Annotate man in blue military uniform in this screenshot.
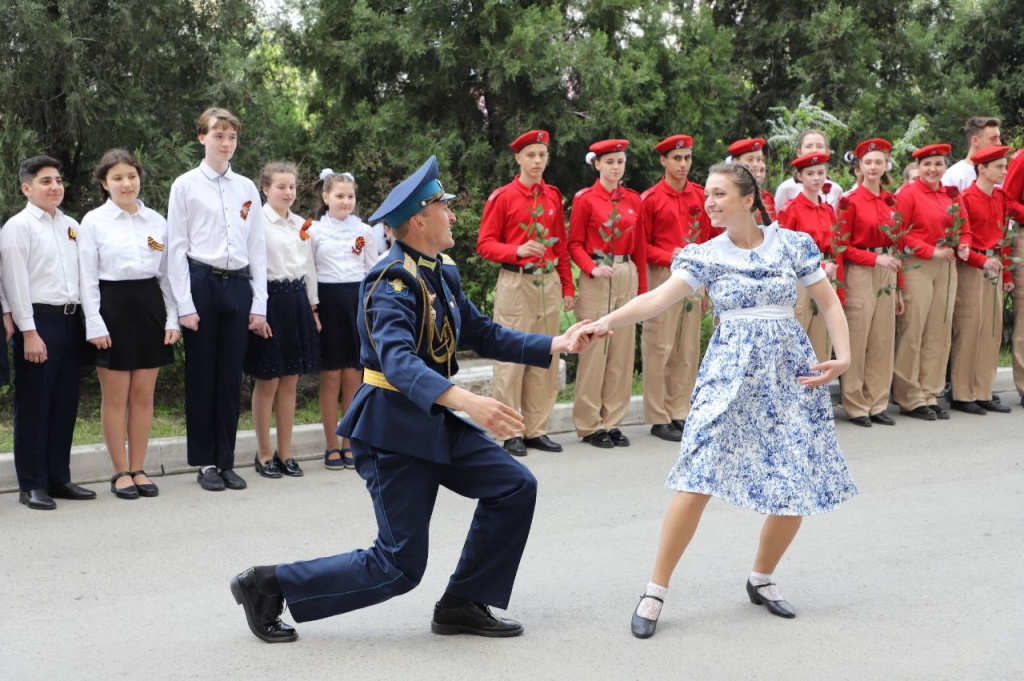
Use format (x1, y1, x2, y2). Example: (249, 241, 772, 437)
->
(230, 156, 591, 642)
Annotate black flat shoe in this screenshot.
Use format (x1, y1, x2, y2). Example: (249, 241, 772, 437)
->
(631, 594, 663, 639)
(671, 419, 686, 432)
(607, 428, 630, 447)
(19, 489, 56, 510)
(255, 454, 283, 479)
(431, 600, 523, 637)
(849, 416, 872, 427)
(950, 400, 986, 415)
(230, 567, 298, 643)
(746, 579, 796, 619)
(976, 399, 1011, 413)
(47, 482, 97, 500)
(650, 424, 683, 441)
(131, 470, 159, 497)
(110, 472, 139, 500)
(523, 435, 563, 452)
(198, 468, 226, 491)
(220, 469, 248, 490)
(502, 437, 527, 457)
(273, 453, 304, 477)
(582, 430, 614, 449)
(900, 406, 936, 421)
(869, 412, 895, 426)
(928, 405, 950, 420)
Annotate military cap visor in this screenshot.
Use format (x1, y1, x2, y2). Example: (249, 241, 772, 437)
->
(369, 156, 456, 228)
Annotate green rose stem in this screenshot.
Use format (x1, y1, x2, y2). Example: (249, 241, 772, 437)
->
(517, 188, 560, 335)
(941, 200, 965, 323)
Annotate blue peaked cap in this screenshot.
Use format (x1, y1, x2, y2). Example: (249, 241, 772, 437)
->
(369, 156, 456, 228)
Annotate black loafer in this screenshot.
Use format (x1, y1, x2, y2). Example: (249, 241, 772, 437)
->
(746, 579, 796, 619)
(607, 428, 630, 447)
(130, 470, 159, 497)
(928, 405, 950, 420)
(255, 454, 283, 479)
(502, 437, 527, 457)
(431, 600, 523, 637)
(110, 472, 139, 500)
(631, 594, 663, 639)
(230, 567, 298, 643)
(869, 412, 895, 426)
(523, 435, 563, 452)
(198, 468, 226, 491)
(950, 400, 986, 415)
(47, 482, 97, 500)
(273, 453, 304, 477)
(849, 416, 872, 427)
(582, 430, 614, 449)
(220, 469, 248, 490)
(671, 419, 686, 432)
(976, 399, 1011, 413)
(900, 406, 936, 421)
(19, 489, 56, 510)
(650, 424, 682, 441)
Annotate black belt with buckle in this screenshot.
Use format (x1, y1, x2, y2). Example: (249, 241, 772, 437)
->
(33, 303, 79, 316)
(867, 247, 888, 255)
(502, 263, 538, 274)
(188, 258, 252, 280)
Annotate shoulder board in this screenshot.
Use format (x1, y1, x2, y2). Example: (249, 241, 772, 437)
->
(402, 253, 418, 277)
(574, 187, 592, 199)
(779, 198, 797, 214)
(545, 184, 564, 201)
(486, 185, 510, 202)
(440, 253, 456, 266)
(687, 180, 704, 191)
(640, 186, 657, 201)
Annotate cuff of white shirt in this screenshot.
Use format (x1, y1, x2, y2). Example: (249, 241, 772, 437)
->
(310, 296, 320, 306)
(250, 303, 267, 317)
(14, 315, 36, 333)
(85, 320, 110, 341)
(177, 300, 197, 318)
(165, 318, 180, 332)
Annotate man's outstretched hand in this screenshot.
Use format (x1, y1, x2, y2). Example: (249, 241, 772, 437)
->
(551, 320, 594, 354)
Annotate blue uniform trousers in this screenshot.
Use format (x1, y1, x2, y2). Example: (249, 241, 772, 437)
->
(12, 311, 83, 491)
(276, 417, 538, 623)
(183, 265, 253, 470)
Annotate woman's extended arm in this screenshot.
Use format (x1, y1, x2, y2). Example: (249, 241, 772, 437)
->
(568, 275, 694, 350)
(798, 277, 850, 388)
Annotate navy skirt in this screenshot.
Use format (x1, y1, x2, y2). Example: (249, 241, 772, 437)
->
(244, 279, 321, 380)
(317, 281, 361, 371)
(96, 278, 175, 371)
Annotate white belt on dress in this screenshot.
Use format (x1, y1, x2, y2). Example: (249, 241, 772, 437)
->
(717, 305, 795, 321)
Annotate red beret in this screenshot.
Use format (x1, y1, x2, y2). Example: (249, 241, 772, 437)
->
(509, 130, 549, 152)
(728, 138, 765, 157)
(969, 145, 1011, 165)
(655, 135, 693, 154)
(912, 144, 951, 160)
(855, 138, 892, 158)
(790, 152, 831, 170)
(589, 139, 630, 155)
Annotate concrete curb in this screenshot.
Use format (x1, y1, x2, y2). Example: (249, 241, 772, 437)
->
(1, 366, 1017, 493)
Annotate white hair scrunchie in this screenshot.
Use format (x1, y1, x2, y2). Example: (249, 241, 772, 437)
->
(338, 172, 356, 183)
(585, 151, 597, 166)
(886, 160, 893, 171)
(319, 168, 334, 181)
(843, 151, 856, 164)
(724, 156, 734, 164)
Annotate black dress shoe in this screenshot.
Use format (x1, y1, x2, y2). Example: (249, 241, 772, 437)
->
(928, 405, 950, 420)
(502, 437, 527, 457)
(230, 567, 298, 643)
(746, 580, 796, 619)
(900, 406, 936, 421)
(582, 430, 614, 448)
(198, 468, 226, 491)
(131, 470, 159, 497)
(607, 428, 630, 447)
(47, 482, 97, 500)
(671, 419, 686, 432)
(110, 472, 139, 500)
(848, 416, 872, 427)
(431, 600, 523, 637)
(255, 454, 283, 479)
(976, 399, 1011, 413)
(650, 424, 682, 441)
(523, 435, 563, 452)
(19, 489, 56, 510)
(630, 594, 663, 639)
(220, 469, 248, 490)
(869, 412, 895, 426)
(273, 452, 304, 477)
(950, 400, 986, 415)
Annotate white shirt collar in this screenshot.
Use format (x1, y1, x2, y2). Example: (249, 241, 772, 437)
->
(99, 198, 146, 219)
(262, 202, 299, 226)
(199, 161, 234, 181)
(714, 223, 778, 258)
(25, 202, 59, 221)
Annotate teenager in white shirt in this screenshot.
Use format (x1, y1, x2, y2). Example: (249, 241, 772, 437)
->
(166, 107, 269, 492)
(309, 170, 378, 469)
(245, 162, 321, 479)
(941, 116, 1002, 191)
(774, 130, 844, 212)
(78, 149, 180, 499)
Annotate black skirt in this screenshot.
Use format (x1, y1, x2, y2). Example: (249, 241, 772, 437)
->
(95, 278, 175, 371)
(317, 281, 362, 370)
(244, 279, 321, 380)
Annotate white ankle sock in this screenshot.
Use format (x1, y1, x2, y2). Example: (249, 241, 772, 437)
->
(636, 582, 668, 619)
(201, 465, 217, 474)
(749, 571, 783, 601)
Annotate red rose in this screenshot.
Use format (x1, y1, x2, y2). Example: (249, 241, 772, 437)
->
(944, 185, 959, 199)
(822, 182, 833, 195)
(609, 187, 623, 203)
(838, 196, 850, 211)
(883, 195, 897, 207)
(529, 183, 543, 198)
(689, 206, 700, 219)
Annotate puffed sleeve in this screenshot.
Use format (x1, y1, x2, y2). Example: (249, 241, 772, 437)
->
(670, 244, 706, 291)
(790, 231, 827, 286)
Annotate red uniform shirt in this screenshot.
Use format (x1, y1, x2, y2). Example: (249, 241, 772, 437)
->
(835, 184, 903, 289)
(477, 176, 575, 297)
(568, 181, 648, 293)
(894, 178, 973, 259)
(779, 192, 843, 303)
(960, 182, 1011, 282)
(640, 178, 711, 268)
(1003, 149, 1024, 224)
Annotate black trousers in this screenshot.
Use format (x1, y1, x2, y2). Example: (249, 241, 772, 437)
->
(182, 266, 253, 470)
(12, 312, 83, 491)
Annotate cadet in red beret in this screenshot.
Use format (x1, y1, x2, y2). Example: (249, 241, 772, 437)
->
(639, 134, 710, 442)
(569, 139, 647, 447)
(777, 153, 842, 362)
(728, 138, 776, 223)
(949, 145, 1013, 415)
(892, 143, 971, 420)
(477, 130, 574, 455)
(834, 138, 904, 427)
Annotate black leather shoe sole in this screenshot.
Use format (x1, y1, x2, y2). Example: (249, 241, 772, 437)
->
(430, 619, 524, 637)
(230, 573, 298, 644)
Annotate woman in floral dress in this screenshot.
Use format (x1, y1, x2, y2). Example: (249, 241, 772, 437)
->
(569, 162, 858, 638)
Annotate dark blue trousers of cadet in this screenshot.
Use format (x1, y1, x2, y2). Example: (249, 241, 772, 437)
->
(276, 422, 538, 623)
(183, 266, 253, 470)
(12, 312, 83, 491)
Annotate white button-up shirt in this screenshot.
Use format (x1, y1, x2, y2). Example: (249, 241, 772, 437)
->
(0, 203, 81, 332)
(262, 203, 318, 304)
(309, 215, 379, 284)
(941, 159, 976, 192)
(774, 176, 843, 214)
(77, 199, 179, 339)
(166, 161, 268, 316)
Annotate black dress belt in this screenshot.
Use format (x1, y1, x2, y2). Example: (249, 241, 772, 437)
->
(188, 258, 252, 280)
(502, 263, 538, 274)
(33, 303, 79, 316)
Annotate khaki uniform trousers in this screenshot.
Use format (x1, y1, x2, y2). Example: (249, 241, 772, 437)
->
(795, 284, 830, 362)
(1012, 234, 1024, 396)
(893, 256, 956, 410)
(573, 261, 638, 436)
(950, 262, 1002, 402)
(641, 265, 701, 424)
(840, 264, 896, 418)
(491, 269, 562, 438)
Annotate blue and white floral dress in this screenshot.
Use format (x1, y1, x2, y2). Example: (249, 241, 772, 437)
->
(667, 224, 857, 515)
